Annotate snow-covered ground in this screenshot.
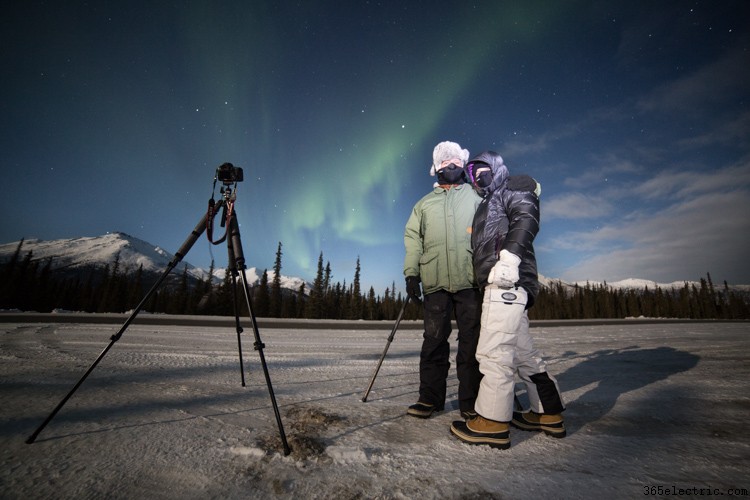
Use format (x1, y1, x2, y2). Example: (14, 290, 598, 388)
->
(1, 316, 748, 499)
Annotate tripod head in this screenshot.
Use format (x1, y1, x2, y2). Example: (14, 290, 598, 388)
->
(208, 162, 244, 245)
(213, 162, 243, 202)
(216, 162, 244, 185)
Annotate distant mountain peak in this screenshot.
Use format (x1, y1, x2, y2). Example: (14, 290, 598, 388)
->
(2, 234, 744, 295)
(539, 273, 749, 292)
(0, 233, 311, 292)
(0, 232, 207, 280)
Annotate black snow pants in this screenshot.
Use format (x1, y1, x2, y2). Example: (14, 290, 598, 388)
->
(418, 288, 482, 413)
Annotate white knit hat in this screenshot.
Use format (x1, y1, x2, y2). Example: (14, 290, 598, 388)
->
(429, 141, 470, 176)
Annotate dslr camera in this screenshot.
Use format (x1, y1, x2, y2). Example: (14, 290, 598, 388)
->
(216, 162, 244, 184)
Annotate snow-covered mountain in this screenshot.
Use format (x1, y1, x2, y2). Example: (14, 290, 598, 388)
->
(0, 233, 309, 292)
(538, 274, 750, 293)
(0, 233, 746, 295)
(0, 232, 208, 283)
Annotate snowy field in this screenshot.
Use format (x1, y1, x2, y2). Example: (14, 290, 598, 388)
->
(1, 316, 749, 499)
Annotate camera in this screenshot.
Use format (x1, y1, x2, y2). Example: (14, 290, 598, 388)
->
(216, 162, 244, 184)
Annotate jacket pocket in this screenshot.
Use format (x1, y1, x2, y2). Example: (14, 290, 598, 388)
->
(462, 252, 476, 285)
(419, 252, 440, 291)
(477, 288, 527, 357)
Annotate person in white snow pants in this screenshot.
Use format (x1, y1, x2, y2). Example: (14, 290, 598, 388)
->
(450, 150, 566, 450)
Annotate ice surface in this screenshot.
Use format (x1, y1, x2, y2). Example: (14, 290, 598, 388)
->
(1, 316, 748, 498)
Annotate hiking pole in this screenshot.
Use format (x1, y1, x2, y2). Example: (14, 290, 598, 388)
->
(361, 294, 419, 402)
(26, 201, 223, 444)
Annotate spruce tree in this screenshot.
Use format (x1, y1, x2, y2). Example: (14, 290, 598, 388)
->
(0, 239, 24, 308)
(366, 286, 376, 320)
(213, 270, 235, 316)
(306, 253, 325, 319)
(349, 257, 362, 319)
(126, 264, 145, 311)
(166, 265, 190, 314)
(255, 269, 270, 317)
(323, 261, 332, 317)
(195, 260, 215, 313)
(270, 242, 283, 318)
(296, 282, 306, 318)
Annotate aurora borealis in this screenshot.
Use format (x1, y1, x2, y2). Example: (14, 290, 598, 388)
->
(2, 1, 749, 291)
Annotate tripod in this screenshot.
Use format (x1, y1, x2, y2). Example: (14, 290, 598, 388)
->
(26, 174, 291, 456)
(221, 189, 290, 455)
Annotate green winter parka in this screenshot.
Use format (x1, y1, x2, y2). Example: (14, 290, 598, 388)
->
(403, 183, 481, 295)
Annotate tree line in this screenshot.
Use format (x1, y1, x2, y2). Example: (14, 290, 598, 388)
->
(1, 239, 748, 320)
(530, 276, 749, 320)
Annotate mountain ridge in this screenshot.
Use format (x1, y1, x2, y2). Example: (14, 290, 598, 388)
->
(1, 233, 747, 293)
(0, 232, 309, 292)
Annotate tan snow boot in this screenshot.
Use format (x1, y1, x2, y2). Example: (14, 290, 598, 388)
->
(450, 415, 511, 449)
(511, 410, 566, 438)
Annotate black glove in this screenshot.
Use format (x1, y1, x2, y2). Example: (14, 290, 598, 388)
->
(405, 276, 422, 302)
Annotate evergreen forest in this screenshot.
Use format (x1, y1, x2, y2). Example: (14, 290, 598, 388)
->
(1, 240, 748, 320)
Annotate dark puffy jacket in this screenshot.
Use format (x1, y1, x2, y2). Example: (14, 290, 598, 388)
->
(468, 151, 540, 305)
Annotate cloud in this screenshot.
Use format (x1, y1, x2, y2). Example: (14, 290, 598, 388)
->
(633, 162, 750, 200)
(553, 187, 750, 283)
(561, 155, 643, 190)
(543, 193, 616, 221)
(546, 155, 750, 283)
(679, 110, 750, 149)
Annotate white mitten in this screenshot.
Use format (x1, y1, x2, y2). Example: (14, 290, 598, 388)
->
(488, 250, 521, 288)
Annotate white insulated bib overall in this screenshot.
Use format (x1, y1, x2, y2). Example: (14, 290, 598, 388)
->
(474, 286, 563, 422)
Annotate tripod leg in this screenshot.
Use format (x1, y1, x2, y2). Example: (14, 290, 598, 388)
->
(228, 213, 290, 456)
(237, 268, 291, 456)
(361, 295, 413, 402)
(26, 326, 121, 443)
(227, 242, 247, 387)
(25, 202, 222, 443)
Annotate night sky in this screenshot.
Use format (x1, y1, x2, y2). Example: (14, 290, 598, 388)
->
(2, 1, 749, 292)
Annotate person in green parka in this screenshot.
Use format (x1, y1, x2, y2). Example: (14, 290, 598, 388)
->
(403, 140, 483, 419)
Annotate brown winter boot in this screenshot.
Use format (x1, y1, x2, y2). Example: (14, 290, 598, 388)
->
(450, 415, 511, 449)
(511, 410, 566, 438)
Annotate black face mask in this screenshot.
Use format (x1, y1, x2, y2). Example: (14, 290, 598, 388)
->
(437, 166, 465, 185)
(475, 170, 493, 188)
